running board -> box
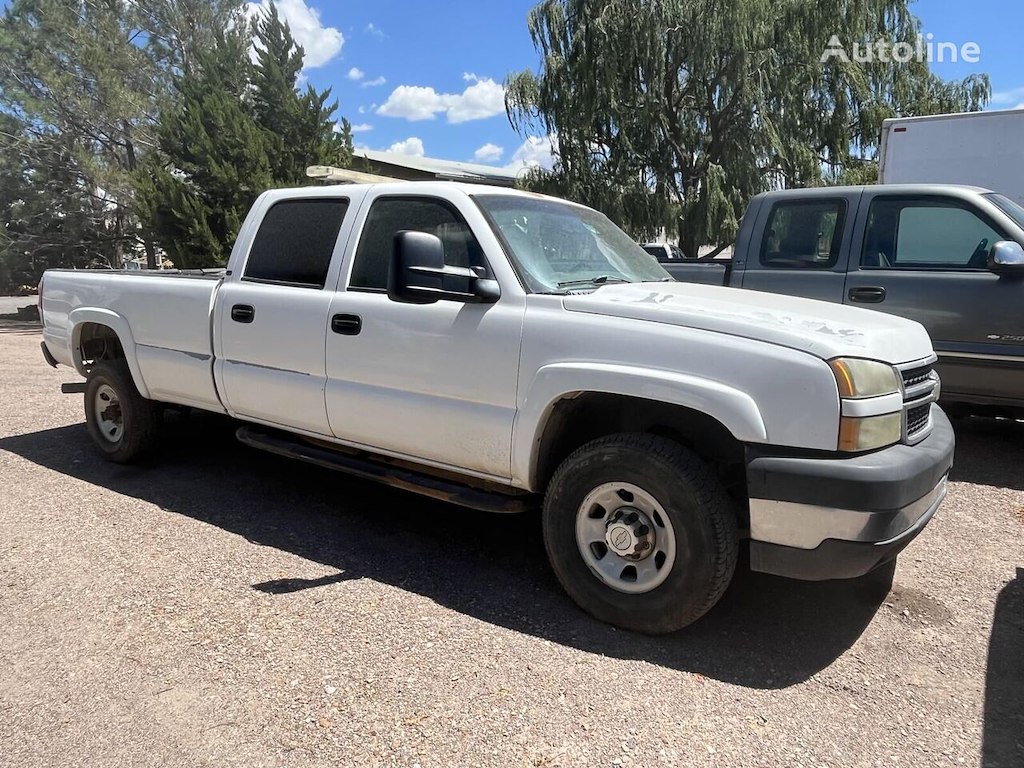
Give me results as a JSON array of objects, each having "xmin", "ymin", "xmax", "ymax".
[{"xmin": 236, "ymin": 425, "xmax": 536, "ymax": 514}]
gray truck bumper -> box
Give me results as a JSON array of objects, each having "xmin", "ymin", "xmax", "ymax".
[{"xmin": 745, "ymin": 407, "xmax": 955, "ymax": 581}]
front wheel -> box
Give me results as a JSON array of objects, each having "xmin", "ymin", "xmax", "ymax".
[
  {"xmin": 84, "ymin": 361, "xmax": 161, "ymax": 463},
  {"xmin": 543, "ymin": 433, "xmax": 738, "ymax": 634}
]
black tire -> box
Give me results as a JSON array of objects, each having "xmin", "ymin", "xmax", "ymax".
[
  {"xmin": 84, "ymin": 361, "xmax": 161, "ymax": 463},
  {"xmin": 543, "ymin": 433, "xmax": 738, "ymax": 634}
]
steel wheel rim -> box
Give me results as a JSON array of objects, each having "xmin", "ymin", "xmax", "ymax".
[
  {"xmin": 94, "ymin": 383, "xmax": 123, "ymax": 444},
  {"xmin": 575, "ymin": 481, "xmax": 677, "ymax": 594}
]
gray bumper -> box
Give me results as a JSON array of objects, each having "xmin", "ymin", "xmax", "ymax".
[{"xmin": 745, "ymin": 407, "xmax": 955, "ymax": 581}]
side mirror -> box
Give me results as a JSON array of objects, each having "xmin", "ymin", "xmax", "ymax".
[
  {"xmin": 988, "ymin": 241, "xmax": 1024, "ymax": 275},
  {"xmin": 388, "ymin": 230, "xmax": 500, "ymax": 304}
]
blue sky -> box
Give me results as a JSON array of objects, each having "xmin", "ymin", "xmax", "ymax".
[{"xmin": 253, "ymin": 0, "xmax": 1024, "ymax": 171}]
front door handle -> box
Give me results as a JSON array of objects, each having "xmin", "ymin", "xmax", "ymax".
[
  {"xmin": 848, "ymin": 286, "xmax": 886, "ymax": 303},
  {"xmin": 331, "ymin": 313, "xmax": 362, "ymax": 335},
  {"xmin": 231, "ymin": 304, "xmax": 255, "ymax": 323}
]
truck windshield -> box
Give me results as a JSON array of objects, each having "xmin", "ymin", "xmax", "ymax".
[
  {"xmin": 473, "ymin": 194, "xmax": 672, "ymax": 293},
  {"xmin": 984, "ymin": 193, "xmax": 1024, "ymax": 230}
]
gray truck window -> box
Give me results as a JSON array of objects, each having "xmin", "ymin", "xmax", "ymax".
[
  {"xmin": 861, "ymin": 198, "xmax": 1002, "ymax": 269},
  {"xmin": 760, "ymin": 200, "xmax": 845, "ymax": 268},
  {"xmin": 243, "ymin": 198, "xmax": 348, "ymax": 288},
  {"xmin": 350, "ymin": 197, "xmax": 487, "ymax": 290}
]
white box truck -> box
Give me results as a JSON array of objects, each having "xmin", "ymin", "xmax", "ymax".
[{"xmin": 878, "ymin": 108, "xmax": 1024, "ymax": 206}]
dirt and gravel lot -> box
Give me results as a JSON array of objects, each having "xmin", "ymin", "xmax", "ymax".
[{"xmin": 1, "ymin": 318, "xmax": 1021, "ymax": 768}]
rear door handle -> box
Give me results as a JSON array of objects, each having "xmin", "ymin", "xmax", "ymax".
[
  {"xmin": 331, "ymin": 313, "xmax": 361, "ymax": 335},
  {"xmin": 848, "ymin": 286, "xmax": 886, "ymax": 303},
  {"xmin": 231, "ymin": 304, "xmax": 255, "ymax": 323}
]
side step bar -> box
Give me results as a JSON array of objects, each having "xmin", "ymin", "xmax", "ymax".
[{"xmin": 236, "ymin": 425, "xmax": 537, "ymax": 514}]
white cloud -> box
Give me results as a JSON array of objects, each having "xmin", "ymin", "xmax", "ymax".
[
  {"xmin": 246, "ymin": 0, "xmax": 344, "ymax": 69},
  {"xmin": 473, "ymin": 142, "xmax": 504, "ymax": 162},
  {"xmin": 361, "ymin": 76, "xmax": 387, "ymax": 88},
  {"xmin": 366, "ymin": 22, "xmax": 385, "ymax": 39},
  {"xmin": 347, "ymin": 67, "xmax": 364, "ymax": 81},
  {"xmin": 387, "ymin": 137, "xmax": 425, "ymax": 157},
  {"xmin": 504, "ymin": 135, "xmax": 557, "ymax": 173},
  {"xmin": 350, "ymin": 123, "xmax": 373, "ymax": 133},
  {"xmin": 377, "ymin": 77, "xmax": 506, "ymax": 123},
  {"xmin": 991, "ymin": 85, "xmax": 1024, "ymax": 105}
]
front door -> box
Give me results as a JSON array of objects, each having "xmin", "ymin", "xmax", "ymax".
[
  {"xmin": 324, "ymin": 194, "xmax": 524, "ymax": 479},
  {"xmin": 843, "ymin": 194, "xmax": 1024, "ymax": 401}
]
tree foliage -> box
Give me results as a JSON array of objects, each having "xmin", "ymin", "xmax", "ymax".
[
  {"xmin": 506, "ymin": 0, "xmax": 991, "ymax": 255},
  {"xmin": 137, "ymin": 4, "xmax": 354, "ymax": 268}
]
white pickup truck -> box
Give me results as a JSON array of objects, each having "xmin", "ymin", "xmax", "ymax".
[{"xmin": 39, "ymin": 182, "xmax": 954, "ymax": 633}]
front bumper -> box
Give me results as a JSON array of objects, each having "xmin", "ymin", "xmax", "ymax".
[{"xmin": 745, "ymin": 406, "xmax": 955, "ymax": 581}]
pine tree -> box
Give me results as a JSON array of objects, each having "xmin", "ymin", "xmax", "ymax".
[
  {"xmin": 251, "ymin": 3, "xmax": 352, "ymax": 184},
  {"xmin": 136, "ymin": 28, "xmax": 273, "ymax": 268}
]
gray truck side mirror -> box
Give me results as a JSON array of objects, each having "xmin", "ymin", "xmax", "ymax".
[{"xmin": 988, "ymin": 241, "xmax": 1024, "ymax": 275}]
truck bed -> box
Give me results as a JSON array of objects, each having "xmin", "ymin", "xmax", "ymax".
[
  {"xmin": 661, "ymin": 259, "xmax": 731, "ymax": 285},
  {"xmin": 40, "ymin": 268, "xmax": 224, "ymax": 412}
]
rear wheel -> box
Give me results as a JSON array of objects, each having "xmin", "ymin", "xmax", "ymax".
[
  {"xmin": 84, "ymin": 361, "xmax": 161, "ymax": 463},
  {"xmin": 543, "ymin": 433, "xmax": 738, "ymax": 634}
]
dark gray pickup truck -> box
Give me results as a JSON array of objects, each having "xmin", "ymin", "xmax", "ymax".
[{"xmin": 665, "ymin": 185, "xmax": 1024, "ymax": 417}]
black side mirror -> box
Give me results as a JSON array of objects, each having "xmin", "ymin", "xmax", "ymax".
[
  {"xmin": 988, "ymin": 241, "xmax": 1024, "ymax": 275},
  {"xmin": 388, "ymin": 231, "xmax": 500, "ymax": 304}
]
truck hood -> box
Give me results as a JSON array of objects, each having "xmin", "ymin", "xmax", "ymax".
[{"xmin": 562, "ymin": 282, "xmax": 933, "ymax": 364}]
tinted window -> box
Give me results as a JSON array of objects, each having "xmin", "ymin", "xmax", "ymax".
[
  {"xmin": 861, "ymin": 198, "xmax": 1003, "ymax": 269},
  {"xmin": 642, "ymin": 245, "xmax": 666, "ymax": 259},
  {"xmin": 350, "ymin": 197, "xmax": 487, "ymax": 290},
  {"xmin": 244, "ymin": 199, "xmax": 348, "ymax": 288},
  {"xmin": 760, "ymin": 200, "xmax": 845, "ymax": 269}
]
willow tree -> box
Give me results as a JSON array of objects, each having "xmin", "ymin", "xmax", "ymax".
[{"xmin": 505, "ymin": 0, "xmax": 990, "ymax": 256}]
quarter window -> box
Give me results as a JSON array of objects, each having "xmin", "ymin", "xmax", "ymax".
[
  {"xmin": 760, "ymin": 200, "xmax": 846, "ymax": 268},
  {"xmin": 861, "ymin": 198, "xmax": 1003, "ymax": 269},
  {"xmin": 350, "ymin": 197, "xmax": 488, "ymax": 290},
  {"xmin": 243, "ymin": 199, "xmax": 348, "ymax": 288}
]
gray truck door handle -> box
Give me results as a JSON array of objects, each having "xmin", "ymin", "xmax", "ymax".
[{"xmin": 848, "ymin": 286, "xmax": 886, "ymax": 303}]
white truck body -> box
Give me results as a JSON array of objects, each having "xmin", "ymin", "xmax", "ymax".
[
  {"xmin": 39, "ymin": 181, "xmax": 955, "ymax": 632},
  {"xmin": 878, "ymin": 108, "xmax": 1024, "ymax": 207}
]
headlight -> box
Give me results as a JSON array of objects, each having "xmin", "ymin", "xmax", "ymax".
[
  {"xmin": 829, "ymin": 358, "xmax": 900, "ymax": 399},
  {"xmin": 838, "ymin": 413, "xmax": 902, "ymax": 452}
]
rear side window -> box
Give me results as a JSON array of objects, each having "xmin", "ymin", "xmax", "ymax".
[
  {"xmin": 760, "ymin": 199, "xmax": 846, "ymax": 269},
  {"xmin": 243, "ymin": 198, "xmax": 349, "ymax": 288},
  {"xmin": 349, "ymin": 197, "xmax": 487, "ymax": 290},
  {"xmin": 861, "ymin": 197, "xmax": 1004, "ymax": 269}
]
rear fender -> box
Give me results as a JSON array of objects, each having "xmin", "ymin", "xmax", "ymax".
[{"xmin": 68, "ymin": 308, "xmax": 151, "ymax": 399}]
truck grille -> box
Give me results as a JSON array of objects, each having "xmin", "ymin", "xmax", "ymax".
[{"xmin": 897, "ymin": 358, "xmax": 939, "ymax": 443}]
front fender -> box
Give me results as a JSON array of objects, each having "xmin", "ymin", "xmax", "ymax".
[
  {"xmin": 68, "ymin": 307, "xmax": 151, "ymax": 399},
  {"xmin": 512, "ymin": 362, "xmax": 768, "ymax": 488}
]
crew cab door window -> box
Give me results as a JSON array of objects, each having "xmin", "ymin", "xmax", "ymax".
[
  {"xmin": 860, "ymin": 198, "xmax": 1003, "ymax": 270},
  {"xmin": 243, "ymin": 198, "xmax": 349, "ymax": 288},
  {"xmin": 349, "ymin": 197, "xmax": 489, "ymax": 290},
  {"xmin": 760, "ymin": 200, "xmax": 846, "ymax": 269}
]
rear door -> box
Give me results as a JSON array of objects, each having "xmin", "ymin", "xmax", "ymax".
[
  {"xmin": 843, "ymin": 193, "xmax": 1023, "ymax": 401},
  {"xmin": 737, "ymin": 193, "xmax": 858, "ymax": 302},
  {"xmin": 215, "ymin": 193, "xmax": 360, "ymax": 434}
]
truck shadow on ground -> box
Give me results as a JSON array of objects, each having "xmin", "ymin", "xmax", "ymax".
[
  {"xmin": 3, "ymin": 414, "xmax": 916, "ymax": 689},
  {"xmin": 949, "ymin": 416, "xmax": 1024, "ymax": 492},
  {"xmin": 982, "ymin": 568, "xmax": 1024, "ymax": 768}
]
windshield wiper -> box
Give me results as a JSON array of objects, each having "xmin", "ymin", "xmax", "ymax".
[{"xmin": 556, "ymin": 275, "xmax": 632, "ymax": 288}]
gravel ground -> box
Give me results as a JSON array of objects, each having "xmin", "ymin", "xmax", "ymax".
[{"xmin": 1, "ymin": 320, "xmax": 1022, "ymax": 768}]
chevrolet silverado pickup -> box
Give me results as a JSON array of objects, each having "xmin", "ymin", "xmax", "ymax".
[
  {"xmin": 664, "ymin": 184, "xmax": 1024, "ymax": 419},
  {"xmin": 39, "ymin": 182, "xmax": 954, "ymax": 633}
]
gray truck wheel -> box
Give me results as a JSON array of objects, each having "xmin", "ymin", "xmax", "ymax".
[
  {"xmin": 543, "ymin": 433, "xmax": 738, "ymax": 634},
  {"xmin": 84, "ymin": 361, "xmax": 161, "ymax": 463}
]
